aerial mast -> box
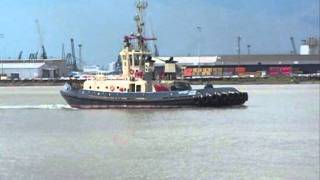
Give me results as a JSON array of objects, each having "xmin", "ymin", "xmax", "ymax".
[{"xmin": 135, "ymin": 0, "xmax": 148, "ymax": 51}]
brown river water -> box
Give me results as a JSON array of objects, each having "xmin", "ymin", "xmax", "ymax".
[{"xmin": 0, "ymin": 84, "xmax": 319, "ymax": 179}]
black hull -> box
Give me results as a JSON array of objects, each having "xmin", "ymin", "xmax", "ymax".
[{"xmin": 60, "ymin": 88, "xmax": 248, "ymax": 109}]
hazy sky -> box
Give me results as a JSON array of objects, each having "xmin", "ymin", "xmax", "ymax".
[{"xmin": 0, "ymin": 0, "xmax": 319, "ymax": 65}]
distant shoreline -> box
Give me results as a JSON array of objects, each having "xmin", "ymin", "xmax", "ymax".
[{"xmin": 0, "ymin": 77, "xmax": 319, "ymax": 87}]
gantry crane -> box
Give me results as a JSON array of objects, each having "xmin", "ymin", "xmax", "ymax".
[
  {"xmin": 290, "ymin": 37, "xmax": 297, "ymax": 54},
  {"xmin": 35, "ymin": 19, "xmax": 48, "ymax": 59}
]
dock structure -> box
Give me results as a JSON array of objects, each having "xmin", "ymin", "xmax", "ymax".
[{"xmin": 151, "ymin": 54, "xmax": 320, "ymax": 78}]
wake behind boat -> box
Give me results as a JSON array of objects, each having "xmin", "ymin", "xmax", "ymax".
[{"xmin": 60, "ymin": 0, "xmax": 248, "ymax": 109}]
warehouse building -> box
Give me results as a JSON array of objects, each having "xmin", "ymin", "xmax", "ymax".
[
  {"xmin": 151, "ymin": 54, "xmax": 320, "ymax": 77},
  {"xmin": 153, "ymin": 55, "xmax": 319, "ymax": 66},
  {"xmin": 0, "ymin": 62, "xmax": 45, "ymax": 79},
  {"xmin": 0, "ymin": 59, "xmax": 71, "ymax": 79},
  {"xmin": 216, "ymin": 54, "xmax": 320, "ymax": 74},
  {"xmin": 153, "ymin": 56, "xmax": 219, "ymax": 66}
]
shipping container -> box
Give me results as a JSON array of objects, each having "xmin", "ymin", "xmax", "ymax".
[
  {"xmin": 192, "ymin": 67, "xmax": 203, "ymax": 73},
  {"xmin": 212, "ymin": 68, "xmax": 223, "ymax": 76},
  {"xmin": 280, "ymin": 66, "xmax": 292, "ymax": 76},
  {"xmin": 223, "ymin": 71, "xmax": 233, "ymax": 76},
  {"xmin": 183, "ymin": 68, "xmax": 193, "ymax": 77},
  {"xmin": 223, "ymin": 68, "xmax": 234, "ymax": 76},
  {"xmin": 268, "ymin": 67, "xmax": 281, "ymax": 76},
  {"xmin": 202, "ymin": 71, "xmax": 211, "ymax": 76},
  {"xmin": 202, "ymin": 68, "xmax": 212, "ymax": 73},
  {"xmin": 269, "ymin": 71, "xmax": 280, "ymax": 76},
  {"xmin": 192, "ymin": 68, "xmax": 198, "ymax": 76},
  {"xmin": 223, "ymin": 67, "xmax": 234, "ymax": 73},
  {"xmin": 235, "ymin": 67, "xmax": 246, "ymax": 74}
]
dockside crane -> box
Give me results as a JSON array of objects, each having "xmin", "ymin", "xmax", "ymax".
[
  {"xmin": 153, "ymin": 37, "xmax": 159, "ymax": 57},
  {"xmin": 290, "ymin": 37, "xmax": 297, "ymax": 54},
  {"xmin": 70, "ymin": 38, "xmax": 77, "ymax": 70},
  {"xmin": 18, "ymin": 51, "xmax": 23, "ymax": 60},
  {"xmin": 149, "ymin": 19, "xmax": 159, "ymax": 57},
  {"xmin": 78, "ymin": 44, "xmax": 84, "ymax": 70},
  {"xmin": 35, "ymin": 19, "xmax": 48, "ymax": 59},
  {"xmin": 61, "ymin": 43, "xmax": 66, "ymax": 60}
]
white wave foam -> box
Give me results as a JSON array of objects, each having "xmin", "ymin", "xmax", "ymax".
[{"xmin": 0, "ymin": 104, "xmax": 76, "ymax": 110}]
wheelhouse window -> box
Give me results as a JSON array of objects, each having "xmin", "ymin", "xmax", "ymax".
[
  {"xmin": 129, "ymin": 84, "xmax": 135, "ymax": 92},
  {"xmin": 129, "ymin": 55, "xmax": 133, "ymax": 66},
  {"xmin": 134, "ymin": 55, "xmax": 140, "ymax": 66},
  {"xmin": 136, "ymin": 85, "xmax": 141, "ymax": 92}
]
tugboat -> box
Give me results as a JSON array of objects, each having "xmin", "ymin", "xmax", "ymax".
[{"xmin": 60, "ymin": 0, "xmax": 248, "ymax": 109}]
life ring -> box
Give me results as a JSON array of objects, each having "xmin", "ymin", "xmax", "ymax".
[
  {"xmin": 130, "ymin": 69, "xmax": 134, "ymax": 75},
  {"xmin": 110, "ymin": 86, "xmax": 115, "ymax": 92}
]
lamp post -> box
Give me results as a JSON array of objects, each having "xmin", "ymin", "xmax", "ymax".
[
  {"xmin": 196, "ymin": 26, "xmax": 202, "ymax": 64},
  {"xmin": 247, "ymin": 44, "xmax": 251, "ymax": 55},
  {"xmin": 237, "ymin": 36, "xmax": 242, "ymax": 66},
  {"xmin": 196, "ymin": 26, "xmax": 202, "ymax": 79}
]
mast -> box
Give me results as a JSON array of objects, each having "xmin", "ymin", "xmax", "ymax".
[
  {"xmin": 120, "ymin": 0, "xmax": 156, "ymax": 79},
  {"xmin": 135, "ymin": 0, "xmax": 148, "ymax": 51}
]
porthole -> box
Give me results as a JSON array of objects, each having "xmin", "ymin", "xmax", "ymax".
[
  {"xmin": 97, "ymin": 86, "xmax": 100, "ymax": 89},
  {"xmin": 117, "ymin": 86, "xmax": 119, "ymax": 89},
  {"xmin": 89, "ymin": 86, "xmax": 92, "ymax": 89},
  {"xmin": 106, "ymin": 86, "xmax": 108, "ymax": 89}
]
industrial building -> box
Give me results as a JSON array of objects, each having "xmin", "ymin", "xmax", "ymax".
[
  {"xmin": 153, "ymin": 54, "xmax": 319, "ymax": 66},
  {"xmin": 0, "ymin": 62, "xmax": 45, "ymax": 79},
  {"xmin": 0, "ymin": 59, "xmax": 71, "ymax": 79},
  {"xmin": 152, "ymin": 54, "xmax": 320, "ymax": 78},
  {"xmin": 1, "ymin": 53, "xmax": 319, "ymax": 80}
]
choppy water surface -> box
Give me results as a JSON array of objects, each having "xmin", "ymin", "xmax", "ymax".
[{"xmin": 0, "ymin": 85, "xmax": 319, "ymax": 180}]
